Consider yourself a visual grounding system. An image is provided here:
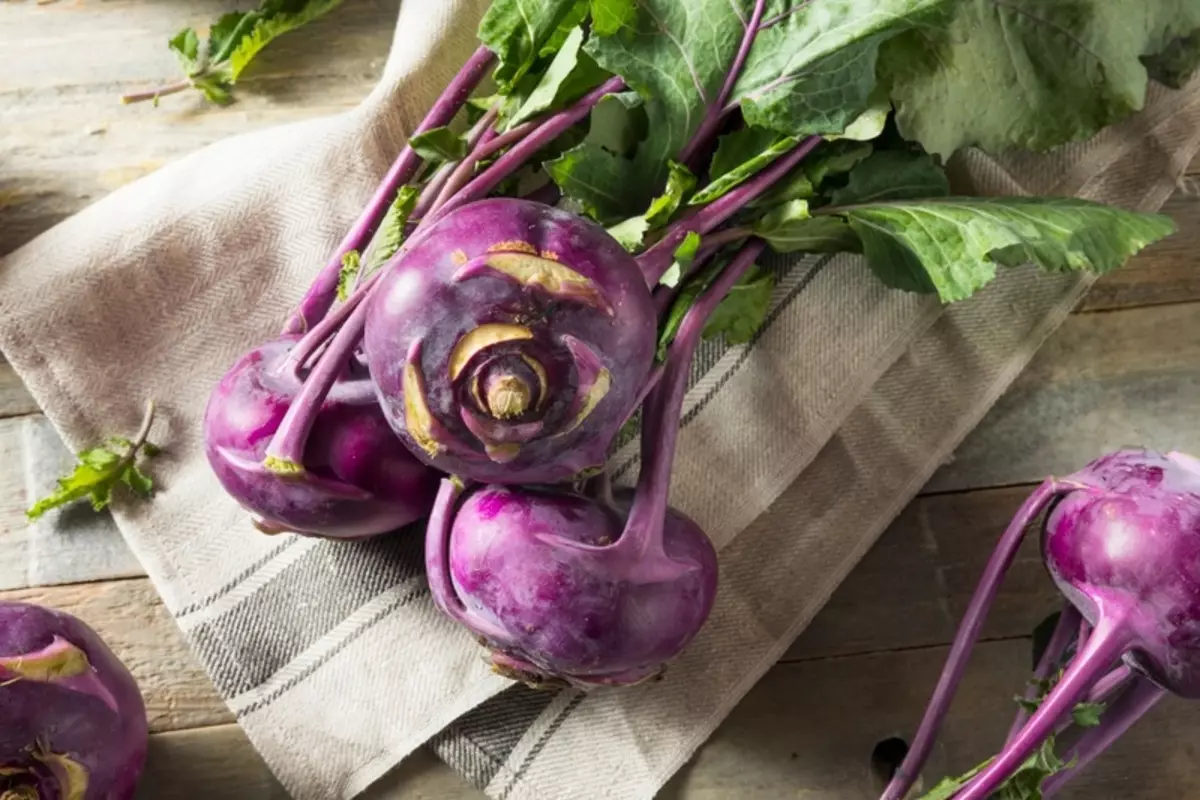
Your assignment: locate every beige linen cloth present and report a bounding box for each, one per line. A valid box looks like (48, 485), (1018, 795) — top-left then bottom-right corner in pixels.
(2, 1), (1199, 797)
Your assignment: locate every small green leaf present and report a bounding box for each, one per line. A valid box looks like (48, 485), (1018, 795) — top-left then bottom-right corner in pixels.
(1143, 31), (1200, 89)
(478, 0), (582, 90)
(207, 11), (257, 64)
(226, 0), (346, 82)
(702, 265), (774, 345)
(606, 216), (651, 252)
(168, 28), (201, 73)
(408, 127), (470, 162)
(121, 465), (155, 499)
(25, 405), (158, 521)
(369, 186), (420, 269)
(1072, 702), (1105, 728)
(660, 230), (701, 288)
(755, 199), (861, 255)
(828, 149), (950, 206)
(337, 250), (362, 302)
(645, 161), (697, 227)
(507, 27), (611, 128)
(690, 133), (798, 207)
(590, 0), (636, 36)
(141, 442), (163, 458)
(192, 75), (235, 106)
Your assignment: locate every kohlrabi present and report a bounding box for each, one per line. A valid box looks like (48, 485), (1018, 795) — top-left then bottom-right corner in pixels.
(423, 240), (764, 687)
(203, 336), (439, 538)
(885, 448), (1200, 799)
(363, 197), (656, 484)
(1, 601), (148, 800)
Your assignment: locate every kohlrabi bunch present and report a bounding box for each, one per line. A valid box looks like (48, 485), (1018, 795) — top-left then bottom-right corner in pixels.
(884, 448), (1200, 799)
(107, 0), (1194, 687)
(1, 601), (148, 800)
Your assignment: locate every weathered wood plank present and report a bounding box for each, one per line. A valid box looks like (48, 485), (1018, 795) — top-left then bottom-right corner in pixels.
(1083, 157), (1200, 311)
(783, 484), (1057, 662)
(0, 577), (233, 732)
(130, 640), (1199, 800)
(136, 725), (291, 800)
(926, 301), (1200, 493)
(0, 0), (399, 256)
(0, 357), (38, 418)
(0, 416), (145, 590)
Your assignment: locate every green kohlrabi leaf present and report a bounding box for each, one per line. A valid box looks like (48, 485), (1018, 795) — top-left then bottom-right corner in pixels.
(507, 26), (611, 128)
(590, 0), (637, 36)
(747, 140), (873, 210)
(336, 250), (361, 302)
(660, 230), (702, 288)
(702, 265), (775, 345)
(690, 129), (798, 206)
(168, 28), (201, 72)
(828, 149), (950, 206)
(606, 160), (697, 251)
(408, 127), (469, 162)
(129, 0), (344, 106)
(728, 0), (953, 136)
(478, 0), (583, 90)
(1143, 30), (1200, 89)
(544, 92), (648, 222)
(881, 1), (1200, 158)
(825, 197), (1176, 302)
(26, 403), (161, 521)
(754, 199), (862, 253)
(369, 186), (420, 269)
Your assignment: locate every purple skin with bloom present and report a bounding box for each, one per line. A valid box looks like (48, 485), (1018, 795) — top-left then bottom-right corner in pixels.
(204, 336), (440, 539)
(1, 601), (148, 800)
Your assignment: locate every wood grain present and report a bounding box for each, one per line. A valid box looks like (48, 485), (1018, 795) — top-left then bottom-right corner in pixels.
(1081, 153), (1200, 311)
(0, 577), (233, 732)
(926, 301), (1200, 493)
(133, 638), (1199, 800)
(0, 0), (399, 256)
(0, 357), (37, 419)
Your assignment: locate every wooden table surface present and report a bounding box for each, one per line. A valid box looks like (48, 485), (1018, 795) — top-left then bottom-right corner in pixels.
(3, 1), (1199, 798)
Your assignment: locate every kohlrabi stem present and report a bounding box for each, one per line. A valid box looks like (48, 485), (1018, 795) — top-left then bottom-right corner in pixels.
(119, 79), (193, 105)
(677, 0), (767, 169)
(523, 180), (561, 206)
(1085, 663), (1134, 704)
(1007, 603), (1081, 745)
(881, 479), (1067, 800)
(618, 239), (765, 562)
(264, 285), (375, 471)
(283, 270), (381, 376)
(652, 245), (721, 315)
(425, 478), (518, 642)
(1041, 678), (1165, 798)
(412, 107), (499, 224)
(431, 77), (627, 222)
(281, 45), (495, 335)
(954, 616), (1134, 800)
(1079, 617), (1092, 651)
(638, 136), (821, 284)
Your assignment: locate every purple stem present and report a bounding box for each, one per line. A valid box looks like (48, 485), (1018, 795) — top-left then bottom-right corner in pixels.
(429, 77), (627, 223)
(1006, 603), (1081, 745)
(283, 271), (380, 376)
(264, 283), (377, 469)
(1079, 618), (1093, 651)
(953, 616), (1134, 800)
(281, 45), (495, 335)
(616, 239), (765, 563)
(523, 180), (561, 206)
(677, 0), (767, 169)
(411, 107), (500, 225)
(1040, 678), (1165, 797)
(637, 136), (821, 285)
(880, 479), (1066, 800)
(1085, 664), (1133, 704)
(424, 479), (512, 642)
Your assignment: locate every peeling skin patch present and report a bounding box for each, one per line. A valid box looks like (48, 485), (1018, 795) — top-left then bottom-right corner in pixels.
(479, 253), (613, 315)
(485, 443), (521, 463)
(487, 240), (538, 255)
(557, 367), (611, 438)
(451, 249), (469, 265)
(540, 250), (560, 261)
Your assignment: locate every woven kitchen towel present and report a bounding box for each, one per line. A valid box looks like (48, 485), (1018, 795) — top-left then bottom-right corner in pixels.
(1, 0), (1198, 797)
